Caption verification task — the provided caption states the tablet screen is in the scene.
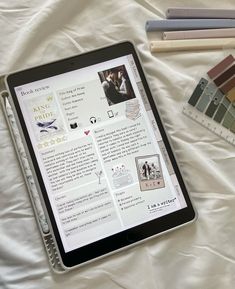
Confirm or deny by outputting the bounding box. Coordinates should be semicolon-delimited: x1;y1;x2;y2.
11;50;188;254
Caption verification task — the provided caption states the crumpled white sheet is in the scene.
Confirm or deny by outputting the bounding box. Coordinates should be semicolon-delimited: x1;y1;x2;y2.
0;0;235;288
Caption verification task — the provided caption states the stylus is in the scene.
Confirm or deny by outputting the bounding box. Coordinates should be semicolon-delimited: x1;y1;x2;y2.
162;28;235;40
150;38;235;53
145;19;235;32
166;8;235;19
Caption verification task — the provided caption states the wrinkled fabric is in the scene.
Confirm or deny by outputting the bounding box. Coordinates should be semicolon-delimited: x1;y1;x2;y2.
0;0;235;288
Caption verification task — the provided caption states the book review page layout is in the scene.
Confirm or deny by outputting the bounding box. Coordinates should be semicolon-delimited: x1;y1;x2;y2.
15;55;187;252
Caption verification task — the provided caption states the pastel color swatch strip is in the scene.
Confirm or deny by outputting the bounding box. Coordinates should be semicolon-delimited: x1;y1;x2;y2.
187;54;235;140
227;87;235;102
207;54;234;79
188;79;234;133
214;64;235;86
220;76;235;94
188;78;208;106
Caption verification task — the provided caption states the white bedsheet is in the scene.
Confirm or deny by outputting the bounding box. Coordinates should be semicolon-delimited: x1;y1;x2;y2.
0;1;234;288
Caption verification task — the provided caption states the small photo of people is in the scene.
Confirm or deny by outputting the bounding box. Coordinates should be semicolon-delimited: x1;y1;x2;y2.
135;154;165;191
98;65;136;106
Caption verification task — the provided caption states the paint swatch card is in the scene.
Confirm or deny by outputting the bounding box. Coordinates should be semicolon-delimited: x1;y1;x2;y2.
183;54;235;146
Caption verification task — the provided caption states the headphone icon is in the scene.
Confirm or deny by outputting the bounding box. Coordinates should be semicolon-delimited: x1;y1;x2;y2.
90;117;97;124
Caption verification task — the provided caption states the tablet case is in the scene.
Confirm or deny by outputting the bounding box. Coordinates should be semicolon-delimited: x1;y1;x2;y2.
0;76;67;273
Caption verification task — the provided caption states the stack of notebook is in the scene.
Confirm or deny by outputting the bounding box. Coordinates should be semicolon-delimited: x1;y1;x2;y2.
146;8;235;52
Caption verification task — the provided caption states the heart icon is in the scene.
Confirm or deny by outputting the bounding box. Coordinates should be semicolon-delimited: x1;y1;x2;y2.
84;130;90;135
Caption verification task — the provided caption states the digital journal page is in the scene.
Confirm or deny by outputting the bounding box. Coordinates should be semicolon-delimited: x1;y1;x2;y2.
15;54;187;252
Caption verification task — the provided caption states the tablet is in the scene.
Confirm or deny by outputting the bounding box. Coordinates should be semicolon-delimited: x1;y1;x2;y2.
6;41;196;269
